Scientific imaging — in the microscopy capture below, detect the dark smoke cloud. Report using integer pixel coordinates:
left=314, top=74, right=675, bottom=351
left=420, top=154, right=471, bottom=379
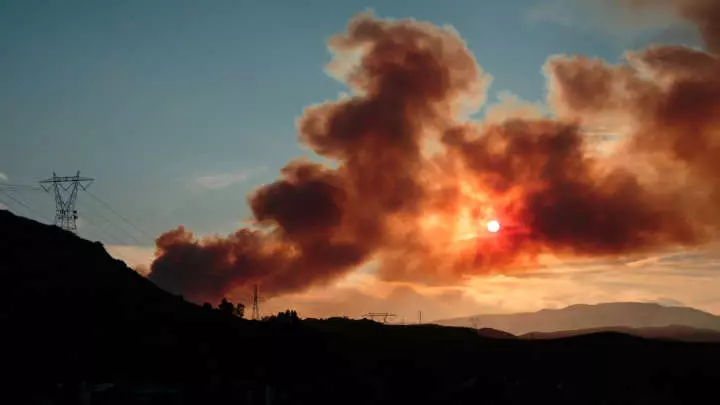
left=149, top=12, right=490, bottom=303
left=149, top=10, right=720, bottom=304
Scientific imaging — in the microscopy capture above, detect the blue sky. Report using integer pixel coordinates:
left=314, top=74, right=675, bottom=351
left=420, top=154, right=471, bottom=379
left=0, top=0, right=655, bottom=243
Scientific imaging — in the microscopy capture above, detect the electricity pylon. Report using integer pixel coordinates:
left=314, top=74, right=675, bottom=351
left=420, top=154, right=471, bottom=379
left=252, top=284, right=261, bottom=320
left=39, top=171, right=94, bottom=233
left=362, top=312, right=397, bottom=323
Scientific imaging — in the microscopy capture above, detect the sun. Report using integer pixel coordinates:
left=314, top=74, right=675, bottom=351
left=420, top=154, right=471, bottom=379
left=487, top=220, right=500, bottom=233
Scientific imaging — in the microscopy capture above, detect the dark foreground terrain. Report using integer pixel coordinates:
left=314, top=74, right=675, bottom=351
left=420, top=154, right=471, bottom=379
left=2, top=210, right=720, bottom=405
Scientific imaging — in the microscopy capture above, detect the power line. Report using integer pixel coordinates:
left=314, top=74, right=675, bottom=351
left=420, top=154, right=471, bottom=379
left=0, top=193, right=13, bottom=211
left=0, top=189, right=51, bottom=223
left=1, top=176, right=151, bottom=246
left=0, top=183, right=43, bottom=191
left=0, top=183, right=49, bottom=221
left=76, top=207, right=128, bottom=245
left=0, top=179, right=126, bottom=244
left=252, top=284, right=261, bottom=320
left=84, top=189, right=152, bottom=243
left=76, top=197, right=141, bottom=245
left=0, top=190, right=34, bottom=212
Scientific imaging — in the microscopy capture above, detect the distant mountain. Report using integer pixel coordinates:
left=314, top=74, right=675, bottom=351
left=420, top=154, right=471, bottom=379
left=523, top=325, right=720, bottom=343
left=434, top=302, right=720, bottom=335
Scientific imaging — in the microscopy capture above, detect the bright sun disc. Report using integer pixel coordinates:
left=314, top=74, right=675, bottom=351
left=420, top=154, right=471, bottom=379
left=487, top=220, right=500, bottom=233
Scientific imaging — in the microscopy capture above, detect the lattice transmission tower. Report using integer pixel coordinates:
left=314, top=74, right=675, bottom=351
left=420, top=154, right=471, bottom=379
left=251, top=284, right=261, bottom=320
left=362, top=312, right=397, bottom=323
left=39, top=171, right=94, bottom=233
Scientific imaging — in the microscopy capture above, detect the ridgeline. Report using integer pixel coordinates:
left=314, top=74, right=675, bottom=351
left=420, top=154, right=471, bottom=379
left=2, top=210, right=719, bottom=405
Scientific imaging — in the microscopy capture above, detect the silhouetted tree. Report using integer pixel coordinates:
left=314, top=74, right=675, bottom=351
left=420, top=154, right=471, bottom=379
left=218, top=298, right=234, bottom=314
left=282, top=310, right=299, bottom=322
left=202, top=302, right=213, bottom=311
left=234, top=303, right=245, bottom=319
left=264, top=310, right=300, bottom=325
left=217, top=298, right=245, bottom=318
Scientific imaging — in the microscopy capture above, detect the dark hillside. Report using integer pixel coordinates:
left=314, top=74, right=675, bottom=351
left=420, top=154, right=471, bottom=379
left=2, top=210, right=720, bottom=405
left=523, top=325, right=720, bottom=343
left=0, top=210, right=262, bottom=394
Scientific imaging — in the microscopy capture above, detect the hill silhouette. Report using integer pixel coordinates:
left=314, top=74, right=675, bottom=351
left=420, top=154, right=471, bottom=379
left=434, top=302, right=720, bottom=334
left=476, top=327, right=516, bottom=339
left=523, top=325, right=720, bottom=343
left=3, top=210, right=720, bottom=404
left=0, top=210, right=264, bottom=400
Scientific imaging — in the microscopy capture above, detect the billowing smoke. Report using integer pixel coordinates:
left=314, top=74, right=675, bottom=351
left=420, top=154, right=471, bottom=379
left=149, top=9, right=720, bottom=304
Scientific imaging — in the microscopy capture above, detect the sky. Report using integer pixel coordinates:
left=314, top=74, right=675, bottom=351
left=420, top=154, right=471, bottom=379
left=1, top=0, right=718, bottom=321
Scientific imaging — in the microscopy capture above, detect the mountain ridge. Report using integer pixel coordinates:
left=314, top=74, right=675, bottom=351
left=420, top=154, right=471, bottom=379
left=521, top=324, right=720, bottom=343
left=434, top=302, right=720, bottom=335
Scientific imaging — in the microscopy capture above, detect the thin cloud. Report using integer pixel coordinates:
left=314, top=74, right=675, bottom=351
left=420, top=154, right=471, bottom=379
left=527, top=0, right=680, bottom=31
left=0, top=172, right=8, bottom=182
left=625, top=246, right=720, bottom=272
left=525, top=0, right=699, bottom=44
left=192, top=168, right=262, bottom=190
left=624, top=250, right=694, bottom=267
left=0, top=202, right=8, bottom=210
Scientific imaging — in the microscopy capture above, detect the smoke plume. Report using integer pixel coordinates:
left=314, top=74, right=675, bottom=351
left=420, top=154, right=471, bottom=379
left=149, top=10, right=720, bottom=304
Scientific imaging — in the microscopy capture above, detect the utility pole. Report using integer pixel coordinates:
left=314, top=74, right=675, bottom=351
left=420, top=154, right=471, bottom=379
left=418, top=310, right=423, bottom=324
left=39, top=171, right=94, bottom=233
left=471, top=316, right=480, bottom=330
left=252, top=284, right=260, bottom=320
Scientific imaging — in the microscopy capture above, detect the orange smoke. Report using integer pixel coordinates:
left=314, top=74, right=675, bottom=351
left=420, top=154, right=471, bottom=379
left=149, top=10, right=720, bottom=304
